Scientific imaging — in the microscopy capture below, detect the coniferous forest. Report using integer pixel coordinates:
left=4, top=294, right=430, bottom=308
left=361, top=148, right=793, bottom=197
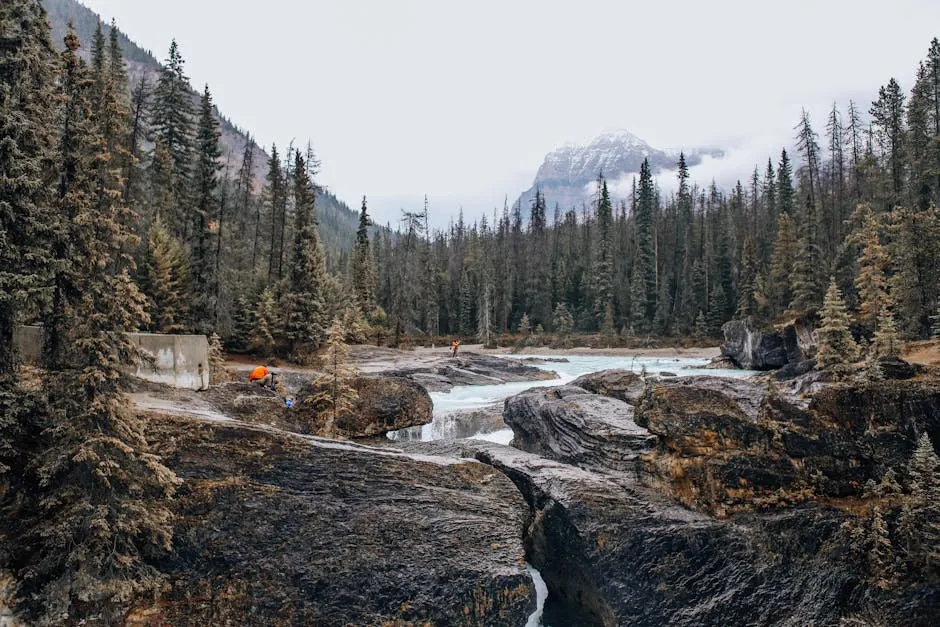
left=6, top=6, right=940, bottom=361
left=3, top=1, right=940, bottom=622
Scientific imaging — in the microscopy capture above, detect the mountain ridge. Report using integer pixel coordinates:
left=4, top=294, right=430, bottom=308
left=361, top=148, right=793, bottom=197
left=518, top=128, right=724, bottom=211
left=41, top=0, right=360, bottom=253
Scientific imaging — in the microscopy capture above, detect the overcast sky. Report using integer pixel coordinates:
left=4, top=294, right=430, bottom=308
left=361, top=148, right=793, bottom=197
left=79, top=0, right=940, bottom=225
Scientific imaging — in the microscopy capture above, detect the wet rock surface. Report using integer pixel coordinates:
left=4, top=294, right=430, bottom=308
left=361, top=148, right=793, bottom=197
left=382, top=352, right=557, bottom=392
left=570, top=369, right=646, bottom=404
left=503, top=385, right=657, bottom=472
left=139, top=415, right=535, bottom=626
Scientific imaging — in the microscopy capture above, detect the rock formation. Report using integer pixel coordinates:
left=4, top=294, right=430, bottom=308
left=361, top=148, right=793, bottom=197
left=133, top=414, right=536, bottom=625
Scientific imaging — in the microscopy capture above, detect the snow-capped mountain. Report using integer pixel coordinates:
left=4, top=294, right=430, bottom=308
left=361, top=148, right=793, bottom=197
left=517, top=129, right=724, bottom=211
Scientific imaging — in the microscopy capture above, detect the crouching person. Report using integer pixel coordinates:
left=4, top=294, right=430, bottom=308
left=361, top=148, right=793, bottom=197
left=249, top=364, right=274, bottom=388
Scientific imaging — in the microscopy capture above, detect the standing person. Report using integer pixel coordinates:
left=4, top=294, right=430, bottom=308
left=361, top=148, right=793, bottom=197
left=451, top=339, right=460, bottom=358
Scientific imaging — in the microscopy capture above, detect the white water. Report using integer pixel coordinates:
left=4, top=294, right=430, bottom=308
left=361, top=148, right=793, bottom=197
left=525, top=563, right=549, bottom=627
left=388, top=354, right=751, bottom=443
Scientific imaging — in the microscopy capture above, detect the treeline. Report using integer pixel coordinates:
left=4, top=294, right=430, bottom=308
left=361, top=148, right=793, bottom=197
left=373, top=40, right=940, bottom=344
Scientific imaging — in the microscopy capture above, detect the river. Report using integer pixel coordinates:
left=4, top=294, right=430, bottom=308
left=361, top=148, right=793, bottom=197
left=388, top=354, right=750, bottom=444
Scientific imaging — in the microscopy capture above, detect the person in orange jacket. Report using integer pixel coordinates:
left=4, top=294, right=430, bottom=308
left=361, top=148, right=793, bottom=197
left=450, top=339, right=460, bottom=358
left=249, top=365, right=273, bottom=387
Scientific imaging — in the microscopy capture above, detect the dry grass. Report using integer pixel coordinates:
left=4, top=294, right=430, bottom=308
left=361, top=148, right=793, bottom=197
left=902, top=339, right=940, bottom=366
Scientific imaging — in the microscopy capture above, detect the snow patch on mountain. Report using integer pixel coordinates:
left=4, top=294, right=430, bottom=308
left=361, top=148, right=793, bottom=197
left=517, top=129, right=724, bottom=211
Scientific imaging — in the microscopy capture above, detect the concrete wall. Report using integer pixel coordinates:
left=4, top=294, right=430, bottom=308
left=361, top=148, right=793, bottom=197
left=13, top=326, right=210, bottom=391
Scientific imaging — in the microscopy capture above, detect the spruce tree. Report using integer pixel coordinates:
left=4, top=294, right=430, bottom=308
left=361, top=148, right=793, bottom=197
left=189, top=84, right=222, bottom=333
left=776, top=149, right=795, bottom=217
left=552, top=302, right=574, bottom=343
left=0, top=0, right=60, bottom=470
left=249, top=287, right=277, bottom=357
left=707, top=283, right=728, bottom=337
left=736, top=237, right=758, bottom=317
left=593, top=178, right=614, bottom=324
left=816, top=277, right=858, bottom=380
left=14, top=26, right=178, bottom=622
left=899, top=433, right=940, bottom=573
left=351, top=196, right=377, bottom=311
left=228, top=295, right=253, bottom=352
left=140, top=216, right=188, bottom=333
left=150, top=39, right=195, bottom=238
left=517, top=312, right=531, bottom=336
left=308, top=318, right=358, bottom=436
left=790, top=197, right=824, bottom=312
left=635, top=159, right=657, bottom=324
left=854, top=212, right=889, bottom=330
left=872, top=306, right=902, bottom=357
left=870, top=78, right=907, bottom=202
left=278, top=152, right=328, bottom=361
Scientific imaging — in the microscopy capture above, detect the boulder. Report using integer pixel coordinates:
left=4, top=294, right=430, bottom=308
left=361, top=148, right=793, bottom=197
left=138, top=415, right=536, bottom=626
left=294, top=375, right=432, bottom=438
left=782, top=315, right=818, bottom=363
left=570, top=369, right=647, bottom=405
left=720, top=317, right=788, bottom=370
left=878, top=355, right=919, bottom=380
left=503, top=385, right=657, bottom=472
left=775, top=359, right=817, bottom=380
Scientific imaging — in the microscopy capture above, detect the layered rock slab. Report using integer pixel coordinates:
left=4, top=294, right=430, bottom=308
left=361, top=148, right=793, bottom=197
left=502, top=385, right=657, bottom=472
left=137, top=415, right=535, bottom=626
left=442, top=440, right=875, bottom=627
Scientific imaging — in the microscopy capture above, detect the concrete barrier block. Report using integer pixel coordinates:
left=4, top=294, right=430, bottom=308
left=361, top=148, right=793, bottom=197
left=14, top=326, right=209, bottom=391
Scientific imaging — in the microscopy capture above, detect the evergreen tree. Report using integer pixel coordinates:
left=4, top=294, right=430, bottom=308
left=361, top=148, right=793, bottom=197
left=870, top=78, right=907, bottom=203
left=736, top=237, right=758, bottom=317
left=249, top=287, right=276, bottom=356
left=706, top=282, right=728, bottom=337
left=189, top=84, right=222, bottom=333
left=228, top=294, right=253, bottom=352
left=552, top=302, right=574, bottom=343
left=777, top=149, right=795, bottom=218
left=769, top=212, right=797, bottom=314
left=150, top=39, right=194, bottom=238
left=308, top=318, right=358, bottom=436
left=477, top=272, right=493, bottom=346
left=635, top=159, right=657, bottom=324
left=600, top=302, right=617, bottom=345
left=872, top=306, right=902, bottom=357
left=593, top=177, right=614, bottom=324
left=208, top=332, right=227, bottom=382
left=790, top=197, right=824, bottom=312
left=854, top=211, right=890, bottom=329
left=517, top=312, right=531, bottom=336
left=278, top=152, right=328, bottom=361
left=14, top=25, right=178, bottom=622
left=899, top=433, right=940, bottom=574
left=351, top=196, right=377, bottom=311
left=140, top=217, right=188, bottom=333
left=0, top=0, right=60, bottom=481
left=342, top=303, right=367, bottom=344
left=816, top=277, right=858, bottom=380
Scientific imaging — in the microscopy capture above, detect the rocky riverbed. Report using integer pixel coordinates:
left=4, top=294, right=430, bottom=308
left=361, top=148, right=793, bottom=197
left=109, top=349, right=940, bottom=625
